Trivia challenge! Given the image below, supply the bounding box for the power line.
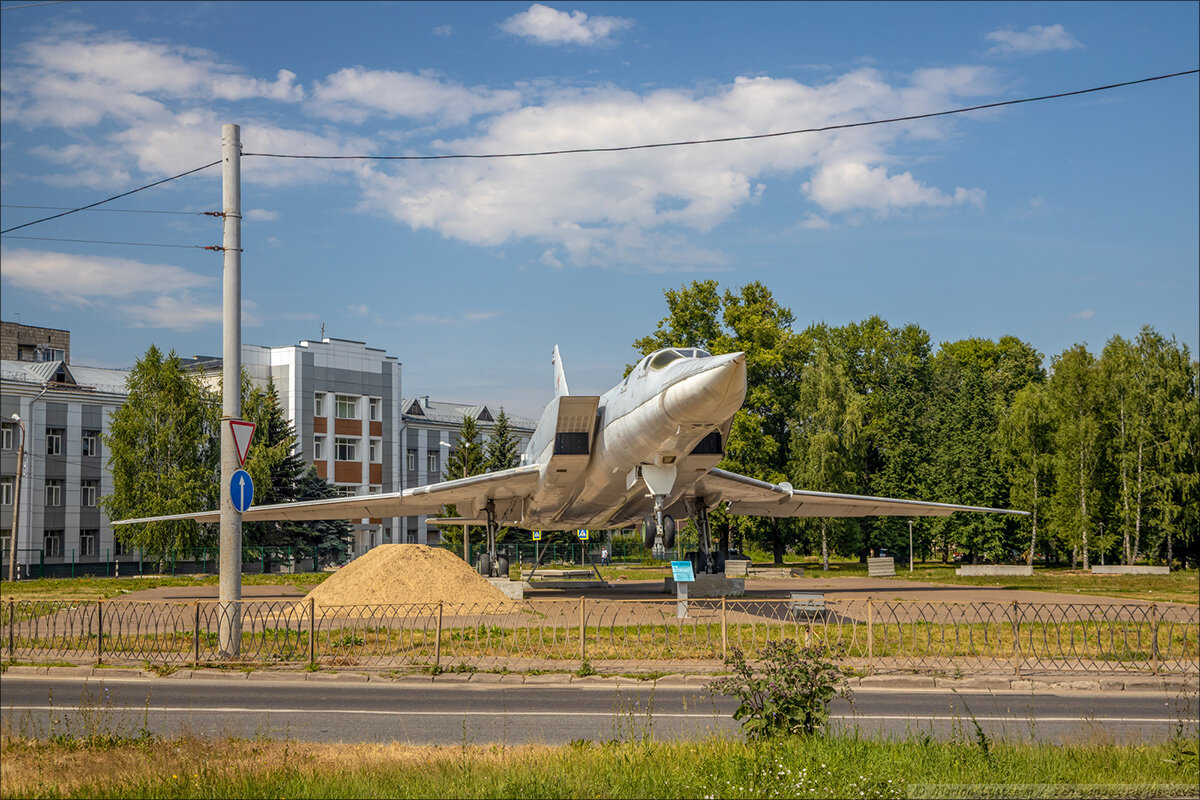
[1,235,226,251]
[0,160,221,235]
[244,69,1199,162]
[0,0,75,10]
[2,204,216,217]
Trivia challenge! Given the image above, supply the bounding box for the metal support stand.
[676,581,689,619]
[696,501,714,574]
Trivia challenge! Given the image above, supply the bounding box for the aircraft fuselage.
[517,348,746,530]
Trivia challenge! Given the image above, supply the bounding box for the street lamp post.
[908,519,914,573]
[438,440,468,563]
[7,415,25,582]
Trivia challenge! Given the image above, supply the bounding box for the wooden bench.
[787,591,826,621]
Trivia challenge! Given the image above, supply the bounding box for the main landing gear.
[476,501,509,579]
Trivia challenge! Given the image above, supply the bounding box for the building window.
[406,529,418,544]
[80,530,97,557]
[43,530,62,558]
[82,431,99,457]
[335,486,358,498]
[38,347,65,363]
[369,398,381,422]
[335,395,359,420]
[314,393,326,417]
[0,478,12,506]
[81,480,98,507]
[0,532,10,559]
[407,449,416,471]
[426,451,439,473]
[369,439,382,462]
[383,527,392,543]
[114,538,129,557]
[46,428,63,456]
[314,435,325,461]
[1,422,13,451]
[45,480,62,507]
[334,437,357,461]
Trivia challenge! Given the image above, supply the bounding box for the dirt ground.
[118,573,1184,608]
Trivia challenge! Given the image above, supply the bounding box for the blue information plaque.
[670,560,695,582]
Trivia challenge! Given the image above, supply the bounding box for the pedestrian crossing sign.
[532,530,542,541]
[577,529,588,540]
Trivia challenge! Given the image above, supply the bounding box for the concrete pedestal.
[663,574,745,597]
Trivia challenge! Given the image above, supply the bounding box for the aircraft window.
[676,348,712,358]
[648,350,683,370]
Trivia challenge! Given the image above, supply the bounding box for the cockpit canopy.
[644,347,713,370]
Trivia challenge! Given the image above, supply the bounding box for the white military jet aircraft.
[116,346,1025,577]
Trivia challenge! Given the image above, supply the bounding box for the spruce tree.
[484,408,519,472]
[440,415,485,558]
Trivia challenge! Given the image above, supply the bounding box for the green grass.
[0,572,331,601]
[1,731,1194,799]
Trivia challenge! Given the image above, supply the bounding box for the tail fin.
[552,345,570,397]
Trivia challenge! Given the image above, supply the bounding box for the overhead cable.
[0,160,221,235]
[1,234,230,251]
[2,204,216,217]
[243,69,1199,162]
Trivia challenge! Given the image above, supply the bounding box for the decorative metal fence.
[2,597,1196,675]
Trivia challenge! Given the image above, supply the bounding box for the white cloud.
[433,25,453,37]
[358,67,994,266]
[985,24,1081,56]
[308,68,520,125]
[1072,309,1095,320]
[804,162,984,215]
[540,248,564,268]
[0,248,213,304]
[500,4,633,46]
[4,28,302,129]
[120,294,223,331]
[346,303,370,315]
[246,209,279,221]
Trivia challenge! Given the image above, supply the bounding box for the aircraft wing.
[112,464,542,526]
[693,468,1028,518]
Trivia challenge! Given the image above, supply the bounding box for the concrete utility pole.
[218,123,243,656]
[6,415,25,581]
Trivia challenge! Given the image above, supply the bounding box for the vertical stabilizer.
[552,345,570,397]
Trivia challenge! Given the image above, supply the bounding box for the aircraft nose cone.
[662,352,747,424]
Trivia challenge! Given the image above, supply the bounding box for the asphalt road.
[3,675,1195,746]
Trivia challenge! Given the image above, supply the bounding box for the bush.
[707,640,853,739]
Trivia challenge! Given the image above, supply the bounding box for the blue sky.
[2,1,1197,418]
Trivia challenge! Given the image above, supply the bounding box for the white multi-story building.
[400,397,536,545]
[192,337,403,557]
[1,358,129,574]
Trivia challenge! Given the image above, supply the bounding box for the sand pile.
[301,544,515,613]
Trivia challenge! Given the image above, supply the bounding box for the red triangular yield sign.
[230,419,256,467]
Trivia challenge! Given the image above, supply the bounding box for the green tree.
[101,346,220,562]
[483,408,520,472]
[632,279,723,361]
[1099,334,1154,564]
[241,380,314,571]
[1048,344,1103,568]
[714,283,808,563]
[440,415,485,560]
[998,381,1055,566]
[789,347,865,569]
[294,465,353,568]
[824,318,936,561]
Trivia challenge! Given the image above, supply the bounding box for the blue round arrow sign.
[230,468,254,513]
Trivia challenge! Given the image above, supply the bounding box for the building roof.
[1,359,129,395]
[401,397,537,431]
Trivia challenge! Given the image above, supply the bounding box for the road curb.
[10,664,1197,693]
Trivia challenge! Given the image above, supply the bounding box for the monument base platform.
[664,574,745,597]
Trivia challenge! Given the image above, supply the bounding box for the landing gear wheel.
[478,553,491,577]
[642,515,656,549]
[662,515,676,550]
[496,556,509,578]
